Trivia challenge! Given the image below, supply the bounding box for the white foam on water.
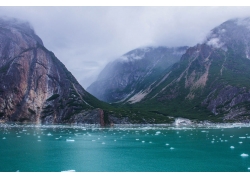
[230,146,235,149]
[241,153,249,157]
[66,139,75,142]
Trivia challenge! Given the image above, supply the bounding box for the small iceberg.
[2,137,6,139]
[66,139,75,142]
[230,146,235,149]
[142,141,145,143]
[61,170,76,172]
[241,153,249,157]
[170,147,174,150]
[239,137,246,139]
[165,143,169,146]
[155,131,161,135]
[239,142,243,144]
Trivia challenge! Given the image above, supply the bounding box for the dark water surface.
[1,123,250,172]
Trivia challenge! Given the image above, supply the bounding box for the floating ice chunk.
[248,167,250,170]
[17,136,21,138]
[170,147,174,150]
[47,133,52,136]
[114,140,116,142]
[155,131,161,135]
[239,142,243,144]
[247,136,250,138]
[165,143,169,146]
[241,153,249,157]
[149,141,152,143]
[66,139,75,142]
[136,139,139,141]
[102,142,105,144]
[142,141,145,143]
[55,138,59,140]
[61,170,76,172]
[211,141,214,143]
[230,136,233,138]
[230,146,235,149]
[38,140,41,142]
[239,137,246,139]
[2,137,6,139]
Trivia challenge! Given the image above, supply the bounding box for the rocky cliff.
[87,46,188,103]
[0,17,108,124]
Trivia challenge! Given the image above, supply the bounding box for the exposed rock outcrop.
[0,17,107,124]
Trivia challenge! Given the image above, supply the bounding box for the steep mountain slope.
[0,17,109,124]
[135,17,250,122]
[87,46,188,103]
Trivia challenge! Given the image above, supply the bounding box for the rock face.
[138,17,250,122]
[87,46,188,103]
[0,17,105,124]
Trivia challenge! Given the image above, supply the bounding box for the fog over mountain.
[0,6,250,88]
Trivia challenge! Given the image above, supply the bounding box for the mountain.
[87,46,188,103]
[133,17,250,122]
[0,17,110,124]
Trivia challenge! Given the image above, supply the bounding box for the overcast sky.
[0,6,250,88]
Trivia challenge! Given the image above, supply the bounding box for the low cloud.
[0,7,250,88]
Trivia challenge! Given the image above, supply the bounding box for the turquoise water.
[1,123,250,172]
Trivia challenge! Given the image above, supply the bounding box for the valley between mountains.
[1,17,250,125]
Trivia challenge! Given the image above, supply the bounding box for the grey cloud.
[0,7,250,88]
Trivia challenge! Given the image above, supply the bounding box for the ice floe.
[241,153,249,157]
[66,139,75,142]
[61,170,76,172]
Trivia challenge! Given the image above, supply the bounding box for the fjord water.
[1,124,250,172]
